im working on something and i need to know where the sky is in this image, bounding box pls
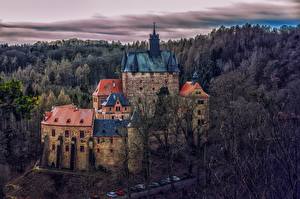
[0,0,299,44]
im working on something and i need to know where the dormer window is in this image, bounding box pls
[66,119,71,123]
[80,119,84,124]
[54,118,58,122]
[102,130,106,134]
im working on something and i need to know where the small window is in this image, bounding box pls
[51,129,55,137]
[152,88,155,91]
[116,107,120,112]
[54,118,58,122]
[165,80,168,84]
[197,100,204,105]
[112,116,115,120]
[110,149,113,153]
[97,138,100,144]
[52,144,55,151]
[65,145,69,152]
[80,146,85,152]
[65,130,70,138]
[97,148,100,153]
[140,87,143,91]
[198,119,204,125]
[197,110,201,115]
[66,119,71,123]
[109,107,112,111]
[93,97,97,102]
[110,137,113,144]
[80,119,84,124]
[80,131,84,138]
[102,130,106,134]
[121,115,124,120]
[124,107,127,111]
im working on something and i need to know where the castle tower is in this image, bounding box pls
[121,23,180,105]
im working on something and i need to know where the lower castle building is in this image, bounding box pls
[40,24,209,171]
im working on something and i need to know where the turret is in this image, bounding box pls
[149,22,160,57]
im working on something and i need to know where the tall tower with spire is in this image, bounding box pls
[121,23,179,104]
[149,22,160,57]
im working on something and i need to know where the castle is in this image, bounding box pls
[40,24,209,171]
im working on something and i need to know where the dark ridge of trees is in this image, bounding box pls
[0,24,299,198]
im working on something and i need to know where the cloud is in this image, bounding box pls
[0,2,298,44]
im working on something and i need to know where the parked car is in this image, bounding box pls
[106,191,118,198]
[130,186,139,192]
[159,178,171,185]
[134,184,145,191]
[149,182,160,188]
[116,189,125,196]
[171,176,181,181]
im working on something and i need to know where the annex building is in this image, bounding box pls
[40,24,209,171]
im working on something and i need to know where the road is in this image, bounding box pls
[117,177,197,199]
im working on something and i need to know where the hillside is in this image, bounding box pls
[0,24,299,198]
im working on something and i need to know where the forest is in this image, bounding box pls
[0,24,299,198]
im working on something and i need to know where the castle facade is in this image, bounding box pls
[40,24,209,171]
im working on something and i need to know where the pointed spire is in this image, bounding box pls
[149,22,160,57]
[192,71,199,84]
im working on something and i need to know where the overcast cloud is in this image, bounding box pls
[0,1,299,44]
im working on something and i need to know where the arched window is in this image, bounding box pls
[65,130,70,138]
[51,129,55,137]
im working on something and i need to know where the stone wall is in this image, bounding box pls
[93,136,123,168]
[41,124,93,171]
[122,72,179,104]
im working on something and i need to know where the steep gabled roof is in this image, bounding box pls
[41,104,94,127]
[102,93,130,107]
[121,50,179,73]
[93,119,129,137]
[93,79,122,96]
[179,81,209,99]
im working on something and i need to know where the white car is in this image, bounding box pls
[106,191,118,198]
[171,176,181,181]
[134,184,145,191]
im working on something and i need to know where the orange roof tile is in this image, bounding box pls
[41,104,94,127]
[179,81,209,98]
[93,79,122,96]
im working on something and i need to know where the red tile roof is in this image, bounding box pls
[93,79,122,96]
[179,81,209,98]
[41,104,94,127]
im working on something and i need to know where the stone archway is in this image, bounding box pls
[70,137,77,170]
[88,137,95,171]
[56,136,63,169]
[41,135,49,167]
